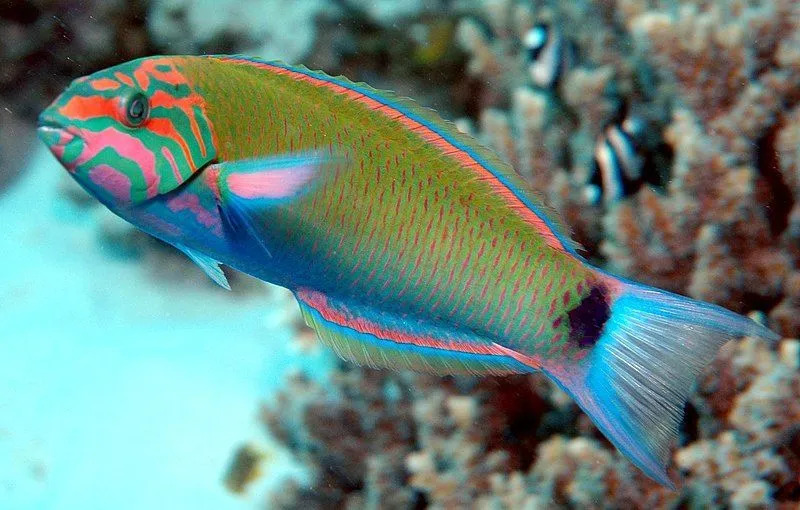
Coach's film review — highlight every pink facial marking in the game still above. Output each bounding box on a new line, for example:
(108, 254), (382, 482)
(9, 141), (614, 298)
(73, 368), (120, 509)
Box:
(161, 146), (183, 184)
(227, 166), (315, 199)
(76, 127), (159, 199)
(88, 164), (132, 202)
(49, 130), (74, 165)
(166, 193), (222, 234)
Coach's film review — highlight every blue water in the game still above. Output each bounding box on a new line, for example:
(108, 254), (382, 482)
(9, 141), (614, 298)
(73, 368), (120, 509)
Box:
(0, 146), (332, 509)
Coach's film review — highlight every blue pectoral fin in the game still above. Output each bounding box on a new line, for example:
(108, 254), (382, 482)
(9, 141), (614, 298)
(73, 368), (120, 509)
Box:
(293, 288), (534, 376)
(217, 195), (273, 259)
(210, 151), (340, 258)
(175, 244), (231, 290)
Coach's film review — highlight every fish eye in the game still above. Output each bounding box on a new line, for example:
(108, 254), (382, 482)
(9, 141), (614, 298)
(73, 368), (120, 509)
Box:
(124, 93), (149, 127)
(524, 25), (548, 53)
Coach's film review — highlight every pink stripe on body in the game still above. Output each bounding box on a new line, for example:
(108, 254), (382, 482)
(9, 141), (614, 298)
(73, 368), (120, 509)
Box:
(88, 164), (132, 202)
(75, 127), (159, 200)
(296, 289), (537, 363)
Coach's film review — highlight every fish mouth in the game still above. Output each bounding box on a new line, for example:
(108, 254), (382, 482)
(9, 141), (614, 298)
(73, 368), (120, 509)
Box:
(36, 113), (82, 170)
(36, 124), (72, 146)
(36, 113), (72, 143)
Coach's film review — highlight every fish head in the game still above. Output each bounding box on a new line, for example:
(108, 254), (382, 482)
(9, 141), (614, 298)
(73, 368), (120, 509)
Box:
(37, 56), (218, 209)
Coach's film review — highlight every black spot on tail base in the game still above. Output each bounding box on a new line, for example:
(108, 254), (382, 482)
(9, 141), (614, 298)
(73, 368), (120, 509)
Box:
(568, 285), (610, 348)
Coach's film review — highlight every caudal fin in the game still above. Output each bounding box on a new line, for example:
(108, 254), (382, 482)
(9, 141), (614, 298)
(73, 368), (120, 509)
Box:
(543, 278), (779, 488)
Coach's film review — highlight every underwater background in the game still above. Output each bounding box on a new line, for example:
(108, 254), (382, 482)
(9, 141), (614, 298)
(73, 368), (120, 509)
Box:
(0, 0), (799, 508)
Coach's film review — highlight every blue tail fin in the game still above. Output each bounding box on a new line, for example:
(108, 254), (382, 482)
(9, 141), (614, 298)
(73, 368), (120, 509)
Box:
(543, 279), (779, 488)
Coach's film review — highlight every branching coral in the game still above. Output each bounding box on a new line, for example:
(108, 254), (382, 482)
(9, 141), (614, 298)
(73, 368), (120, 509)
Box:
(263, 338), (800, 508)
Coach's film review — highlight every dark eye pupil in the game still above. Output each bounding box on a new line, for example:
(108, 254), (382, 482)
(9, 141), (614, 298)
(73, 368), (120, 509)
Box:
(126, 95), (148, 125)
(130, 100), (143, 118)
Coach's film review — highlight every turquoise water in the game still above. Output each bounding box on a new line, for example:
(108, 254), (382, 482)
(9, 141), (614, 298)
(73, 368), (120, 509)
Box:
(0, 146), (332, 509)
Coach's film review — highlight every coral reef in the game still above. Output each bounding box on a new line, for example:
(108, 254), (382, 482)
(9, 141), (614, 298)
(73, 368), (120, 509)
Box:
(147, 0), (327, 61)
(262, 339), (799, 508)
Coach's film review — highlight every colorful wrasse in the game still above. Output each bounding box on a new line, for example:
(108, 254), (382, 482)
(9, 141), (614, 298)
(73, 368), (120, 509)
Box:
(37, 55), (778, 488)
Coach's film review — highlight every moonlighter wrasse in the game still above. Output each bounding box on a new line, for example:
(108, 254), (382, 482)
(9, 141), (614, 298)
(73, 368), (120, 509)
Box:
(38, 55), (778, 488)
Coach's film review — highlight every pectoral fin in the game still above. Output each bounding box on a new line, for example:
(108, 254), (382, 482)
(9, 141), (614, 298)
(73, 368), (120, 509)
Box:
(214, 151), (331, 201)
(176, 243), (231, 290)
(209, 151), (338, 257)
(294, 288), (534, 376)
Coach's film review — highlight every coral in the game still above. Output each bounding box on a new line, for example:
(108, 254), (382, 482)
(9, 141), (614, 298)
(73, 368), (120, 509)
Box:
(608, 1), (799, 325)
(728, 340), (800, 444)
(262, 369), (418, 509)
(601, 187), (692, 292)
(262, 368), (573, 508)
(261, 335), (800, 508)
(688, 337), (800, 505)
(770, 272), (800, 336)
(147, 0), (328, 61)
(624, 0), (800, 126)
(675, 432), (791, 508)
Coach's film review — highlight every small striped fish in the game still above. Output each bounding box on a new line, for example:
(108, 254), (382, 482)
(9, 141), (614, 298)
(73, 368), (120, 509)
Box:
(524, 23), (573, 89)
(37, 56), (778, 487)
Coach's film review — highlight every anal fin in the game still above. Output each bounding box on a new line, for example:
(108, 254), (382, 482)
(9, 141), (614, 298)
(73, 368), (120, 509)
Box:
(294, 288), (533, 376)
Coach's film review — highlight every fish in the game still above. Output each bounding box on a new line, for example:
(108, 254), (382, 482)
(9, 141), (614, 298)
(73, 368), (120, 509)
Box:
(523, 23), (573, 89)
(589, 116), (646, 204)
(37, 55), (778, 488)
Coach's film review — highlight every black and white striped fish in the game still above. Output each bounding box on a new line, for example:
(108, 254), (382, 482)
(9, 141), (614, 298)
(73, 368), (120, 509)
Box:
(523, 24), (573, 89)
(587, 117), (646, 204)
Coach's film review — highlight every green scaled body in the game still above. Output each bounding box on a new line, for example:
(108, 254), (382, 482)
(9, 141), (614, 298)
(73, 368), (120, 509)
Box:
(38, 55), (779, 488)
(184, 56), (595, 364)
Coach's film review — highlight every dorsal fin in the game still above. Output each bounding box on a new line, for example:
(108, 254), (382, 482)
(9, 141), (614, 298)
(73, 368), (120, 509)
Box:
(208, 55), (580, 256)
